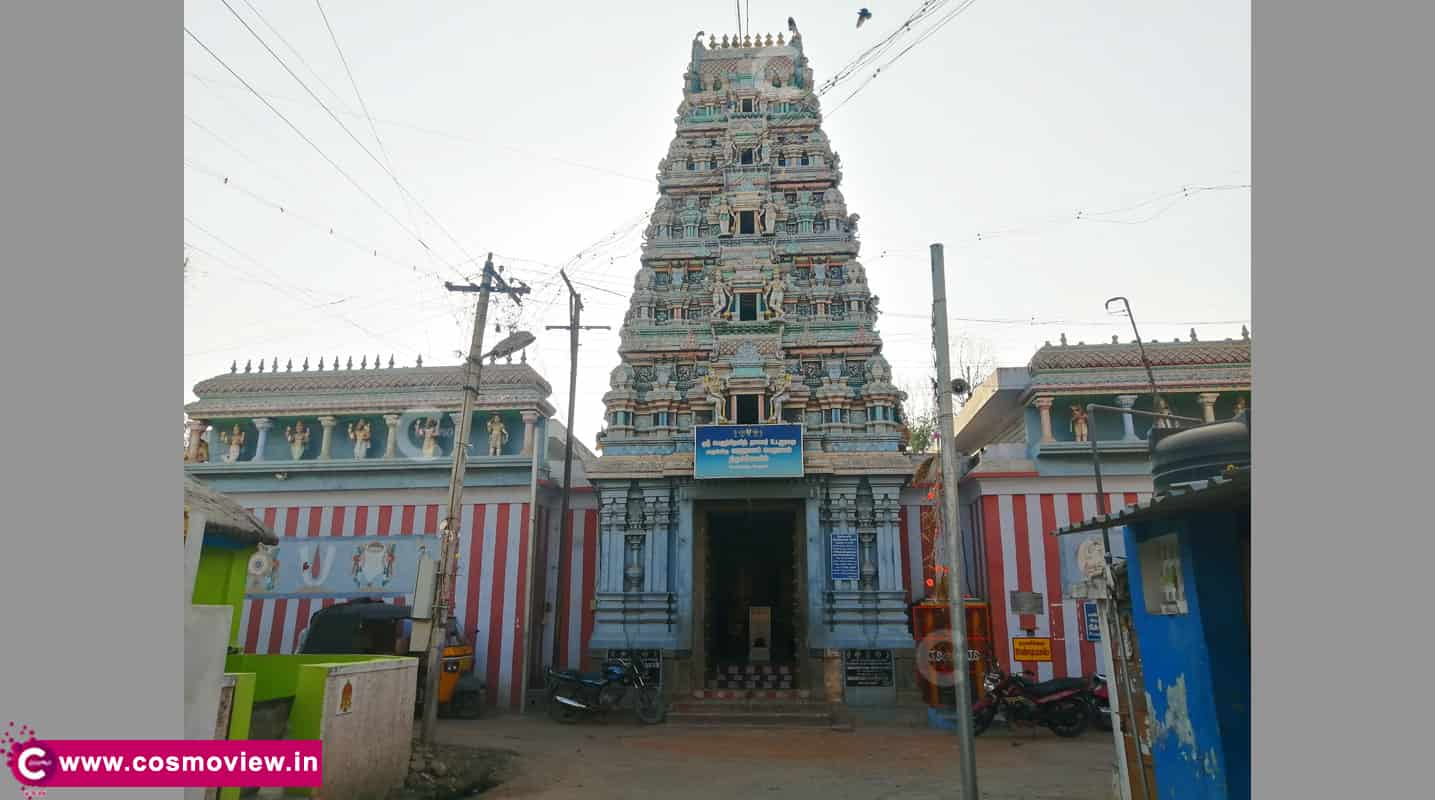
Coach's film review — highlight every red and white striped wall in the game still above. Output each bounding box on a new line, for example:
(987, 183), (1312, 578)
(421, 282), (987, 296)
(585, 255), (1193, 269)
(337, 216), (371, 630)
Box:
(233, 493), (540, 710)
(541, 499), (599, 673)
(904, 481), (1151, 682)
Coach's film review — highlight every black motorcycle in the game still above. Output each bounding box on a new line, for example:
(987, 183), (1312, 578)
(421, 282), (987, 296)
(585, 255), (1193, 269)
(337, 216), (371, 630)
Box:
(545, 657), (666, 725)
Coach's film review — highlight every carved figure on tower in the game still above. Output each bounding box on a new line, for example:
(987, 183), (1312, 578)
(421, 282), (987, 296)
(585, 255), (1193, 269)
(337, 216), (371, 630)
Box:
(1070, 405), (1090, 443)
(768, 373), (793, 422)
(710, 276), (733, 319)
(414, 417), (443, 458)
(713, 195), (735, 236)
(347, 419), (372, 460)
(486, 414), (509, 457)
(218, 424), (245, 463)
(761, 195), (782, 235)
(764, 273), (787, 319)
(702, 373), (729, 423)
(285, 420), (310, 460)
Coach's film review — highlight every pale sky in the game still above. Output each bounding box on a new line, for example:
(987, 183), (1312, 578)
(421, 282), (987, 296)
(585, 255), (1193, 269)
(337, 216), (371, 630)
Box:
(183, 0), (1250, 444)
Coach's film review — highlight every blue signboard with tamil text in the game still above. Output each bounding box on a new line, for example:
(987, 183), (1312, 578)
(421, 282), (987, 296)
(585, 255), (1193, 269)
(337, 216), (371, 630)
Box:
(831, 531), (860, 582)
(693, 424), (803, 480)
(1083, 602), (1102, 641)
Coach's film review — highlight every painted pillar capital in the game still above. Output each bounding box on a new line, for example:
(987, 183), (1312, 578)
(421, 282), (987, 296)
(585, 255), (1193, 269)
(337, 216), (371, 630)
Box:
(317, 416), (337, 460)
(383, 414), (401, 459)
(1114, 395), (1139, 440)
(1034, 396), (1056, 443)
(1198, 392), (1220, 423)
(251, 418), (273, 462)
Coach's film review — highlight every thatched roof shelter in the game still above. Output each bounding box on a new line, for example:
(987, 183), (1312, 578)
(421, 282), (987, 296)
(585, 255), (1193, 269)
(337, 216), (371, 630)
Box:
(184, 476), (276, 546)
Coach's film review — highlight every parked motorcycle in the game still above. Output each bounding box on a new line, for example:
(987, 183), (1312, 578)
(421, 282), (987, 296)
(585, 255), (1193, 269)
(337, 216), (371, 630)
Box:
(971, 664), (1091, 738)
(544, 657), (666, 725)
(1089, 673), (1112, 731)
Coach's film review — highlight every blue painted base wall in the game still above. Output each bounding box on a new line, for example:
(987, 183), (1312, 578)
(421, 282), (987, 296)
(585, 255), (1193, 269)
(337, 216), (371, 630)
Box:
(1125, 511), (1250, 800)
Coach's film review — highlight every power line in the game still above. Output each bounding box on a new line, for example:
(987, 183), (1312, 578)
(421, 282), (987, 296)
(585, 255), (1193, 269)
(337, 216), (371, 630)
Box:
(184, 26), (452, 273)
(186, 71), (652, 185)
(238, 0), (356, 115)
(826, 0), (982, 118)
(214, 0), (481, 278)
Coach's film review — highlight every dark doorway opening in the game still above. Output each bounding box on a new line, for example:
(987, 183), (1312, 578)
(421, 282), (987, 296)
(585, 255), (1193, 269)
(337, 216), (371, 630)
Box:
(704, 510), (799, 684)
(735, 394), (760, 423)
(739, 210), (756, 234)
(738, 292), (758, 321)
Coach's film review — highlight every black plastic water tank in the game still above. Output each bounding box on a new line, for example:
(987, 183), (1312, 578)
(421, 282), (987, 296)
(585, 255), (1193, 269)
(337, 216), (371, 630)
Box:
(1149, 410), (1250, 492)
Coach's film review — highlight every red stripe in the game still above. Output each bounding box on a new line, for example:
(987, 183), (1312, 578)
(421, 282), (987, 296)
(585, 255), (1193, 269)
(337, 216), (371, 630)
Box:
(898, 506), (912, 601)
(485, 504), (512, 706)
(400, 505), (416, 535)
(290, 506), (330, 652)
(1038, 495), (1068, 679)
(266, 508), (300, 656)
(529, 506), (548, 679)
(510, 503), (532, 708)
(1069, 495), (1097, 675)
(463, 505), (486, 646)
(579, 510), (598, 670)
(377, 506), (393, 537)
(352, 506), (369, 536)
(424, 504), (439, 535)
(981, 496), (1010, 672)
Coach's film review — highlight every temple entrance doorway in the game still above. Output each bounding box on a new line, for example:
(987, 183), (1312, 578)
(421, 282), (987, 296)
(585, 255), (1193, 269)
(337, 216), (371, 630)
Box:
(695, 502), (805, 691)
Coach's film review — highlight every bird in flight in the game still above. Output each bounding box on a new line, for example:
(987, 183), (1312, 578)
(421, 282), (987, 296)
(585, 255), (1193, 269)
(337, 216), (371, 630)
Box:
(857, 8), (873, 28)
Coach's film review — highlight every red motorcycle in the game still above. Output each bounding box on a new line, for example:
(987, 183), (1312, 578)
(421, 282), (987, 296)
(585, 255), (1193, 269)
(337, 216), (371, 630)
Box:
(971, 664), (1092, 737)
(1090, 673), (1112, 731)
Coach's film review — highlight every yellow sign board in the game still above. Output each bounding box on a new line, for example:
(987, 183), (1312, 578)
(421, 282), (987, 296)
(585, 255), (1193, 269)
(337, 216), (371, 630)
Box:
(1012, 637), (1054, 662)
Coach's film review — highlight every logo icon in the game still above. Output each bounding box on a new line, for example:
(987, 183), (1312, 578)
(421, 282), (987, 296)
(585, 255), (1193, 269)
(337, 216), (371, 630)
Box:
(4, 722), (51, 798)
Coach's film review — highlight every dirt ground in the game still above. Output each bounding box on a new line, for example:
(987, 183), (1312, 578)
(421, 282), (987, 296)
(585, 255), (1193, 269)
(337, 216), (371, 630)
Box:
(434, 712), (1116, 800)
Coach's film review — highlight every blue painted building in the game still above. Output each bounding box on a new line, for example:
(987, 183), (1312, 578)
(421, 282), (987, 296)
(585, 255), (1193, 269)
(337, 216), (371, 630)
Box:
(1057, 414), (1251, 800)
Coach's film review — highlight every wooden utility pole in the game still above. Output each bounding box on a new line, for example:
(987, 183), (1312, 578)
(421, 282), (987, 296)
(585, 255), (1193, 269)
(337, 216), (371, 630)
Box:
(545, 270), (609, 664)
(422, 254), (528, 744)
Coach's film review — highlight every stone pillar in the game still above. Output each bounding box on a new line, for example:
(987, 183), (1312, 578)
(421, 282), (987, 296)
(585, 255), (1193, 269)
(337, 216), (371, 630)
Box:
(317, 416), (337, 460)
(521, 410), (540, 456)
(383, 414), (400, 458)
(1035, 396), (1056, 443)
(450, 413), (468, 456)
(185, 420), (209, 462)
(1115, 395), (1139, 441)
(251, 418), (272, 462)
(1198, 393), (1220, 423)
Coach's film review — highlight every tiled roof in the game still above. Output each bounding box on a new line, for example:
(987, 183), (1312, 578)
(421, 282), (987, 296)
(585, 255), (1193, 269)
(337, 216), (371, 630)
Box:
(1053, 466), (1250, 536)
(1029, 340), (1250, 372)
(191, 364), (551, 397)
(184, 476), (276, 545)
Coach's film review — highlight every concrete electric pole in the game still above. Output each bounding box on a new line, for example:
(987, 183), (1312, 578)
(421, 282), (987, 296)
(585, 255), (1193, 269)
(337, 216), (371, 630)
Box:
(930, 243), (981, 798)
(545, 270), (609, 664)
(421, 254), (529, 744)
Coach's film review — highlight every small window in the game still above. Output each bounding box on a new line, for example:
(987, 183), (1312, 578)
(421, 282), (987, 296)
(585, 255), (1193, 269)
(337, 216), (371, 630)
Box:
(784, 193), (797, 204)
(686, 160), (695, 171)
(778, 156), (787, 167)
(741, 98), (754, 113)
(739, 210), (756, 235)
(800, 153), (810, 166)
(713, 78), (722, 90)
(738, 292), (758, 321)
(698, 195), (710, 208)
(813, 219), (827, 233)
(735, 394), (761, 424)
(786, 220), (798, 234)
(813, 193), (824, 204)
(709, 159), (717, 170)
(741, 148), (755, 165)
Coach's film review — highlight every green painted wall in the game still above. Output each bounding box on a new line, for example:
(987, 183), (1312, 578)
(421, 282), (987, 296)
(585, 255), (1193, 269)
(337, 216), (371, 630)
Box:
(193, 546), (251, 647)
(224, 654), (408, 703)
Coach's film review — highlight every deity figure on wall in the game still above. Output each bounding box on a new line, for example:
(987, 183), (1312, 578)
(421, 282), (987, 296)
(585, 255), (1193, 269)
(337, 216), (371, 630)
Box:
(1070, 405), (1089, 443)
(768, 373), (793, 422)
(414, 417), (443, 458)
(218, 424), (245, 463)
(1233, 396), (1247, 417)
(285, 420), (310, 460)
(1154, 397), (1178, 429)
(761, 194), (782, 235)
(713, 196), (735, 236)
(194, 437), (209, 463)
(486, 414), (509, 457)
(710, 276), (732, 319)
(764, 273), (787, 319)
(348, 419), (372, 460)
(702, 373), (729, 423)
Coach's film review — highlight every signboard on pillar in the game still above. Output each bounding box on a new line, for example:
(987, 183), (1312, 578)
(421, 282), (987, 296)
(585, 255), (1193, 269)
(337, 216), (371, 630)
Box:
(1083, 602), (1102, 641)
(693, 424), (803, 479)
(830, 531), (859, 582)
